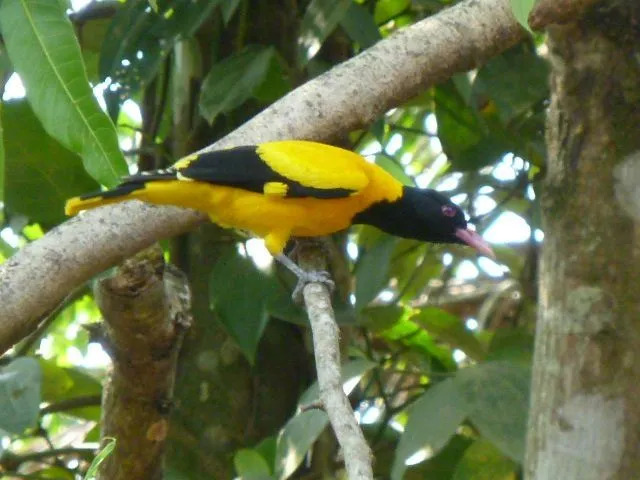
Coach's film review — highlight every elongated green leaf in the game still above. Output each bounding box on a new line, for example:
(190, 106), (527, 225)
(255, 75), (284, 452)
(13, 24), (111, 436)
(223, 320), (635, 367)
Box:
(355, 235), (396, 310)
(275, 410), (329, 479)
(0, 357), (41, 434)
(510, 0), (535, 33)
(3, 101), (99, 226)
(297, 0), (352, 66)
(199, 46), (276, 124)
(85, 438), (116, 480)
(0, 0), (127, 187)
(392, 377), (471, 480)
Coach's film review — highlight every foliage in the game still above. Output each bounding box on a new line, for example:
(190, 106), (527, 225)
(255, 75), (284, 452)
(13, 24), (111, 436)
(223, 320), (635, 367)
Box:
(0, 0), (545, 478)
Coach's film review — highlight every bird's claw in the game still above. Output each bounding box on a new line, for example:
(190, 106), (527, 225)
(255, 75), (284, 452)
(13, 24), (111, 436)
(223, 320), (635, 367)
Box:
(292, 269), (335, 304)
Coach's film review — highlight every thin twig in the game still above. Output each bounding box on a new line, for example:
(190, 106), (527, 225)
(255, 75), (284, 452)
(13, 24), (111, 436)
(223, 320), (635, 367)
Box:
(298, 242), (374, 480)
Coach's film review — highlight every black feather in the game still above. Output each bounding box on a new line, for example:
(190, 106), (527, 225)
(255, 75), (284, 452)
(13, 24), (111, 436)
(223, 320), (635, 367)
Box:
(177, 147), (355, 199)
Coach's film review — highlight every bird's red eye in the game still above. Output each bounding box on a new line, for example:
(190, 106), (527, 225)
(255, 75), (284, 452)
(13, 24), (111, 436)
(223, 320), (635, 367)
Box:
(441, 205), (457, 217)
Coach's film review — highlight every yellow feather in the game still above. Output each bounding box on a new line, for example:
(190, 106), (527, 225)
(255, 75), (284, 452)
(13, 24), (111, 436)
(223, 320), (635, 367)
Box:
(257, 141), (370, 192)
(263, 182), (289, 196)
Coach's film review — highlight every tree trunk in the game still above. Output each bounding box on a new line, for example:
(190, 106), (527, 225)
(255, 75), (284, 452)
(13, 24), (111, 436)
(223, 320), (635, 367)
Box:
(525, 2), (640, 479)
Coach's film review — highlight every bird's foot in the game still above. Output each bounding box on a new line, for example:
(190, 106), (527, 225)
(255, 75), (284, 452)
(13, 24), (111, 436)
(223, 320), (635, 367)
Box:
(291, 269), (335, 304)
(275, 254), (335, 304)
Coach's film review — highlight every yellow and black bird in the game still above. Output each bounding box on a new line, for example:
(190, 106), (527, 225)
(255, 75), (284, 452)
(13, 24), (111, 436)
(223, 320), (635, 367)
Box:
(66, 140), (493, 287)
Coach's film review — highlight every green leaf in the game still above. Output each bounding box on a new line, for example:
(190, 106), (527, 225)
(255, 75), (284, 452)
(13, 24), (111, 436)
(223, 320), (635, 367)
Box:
(234, 448), (271, 477)
(414, 307), (486, 361)
(374, 0), (410, 24)
(84, 438), (116, 480)
(297, 0), (352, 66)
(0, 357), (41, 434)
(486, 328), (534, 366)
(361, 305), (406, 332)
(435, 81), (511, 171)
(252, 51), (292, 104)
(355, 235), (396, 310)
(366, 307), (455, 369)
(509, 0), (535, 33)
(458, 362), (530, 462)
(392, 377), (471, 480)
(39, 359), (102, 420)
(254, 437), (278, 474)
(374, 154), (414, 186)
(472, 45), (549, 125)
(34, 466), (75, 479)
(275, 410), (329, 479)
(2, 100), (99, 226)
(100, 0), (220, 117)
(299, 358), (377, 405)
(210, 249), (280, 363)
(452, 438), (517, 480)
(0, 0), (127, 187)
(199, 46), (276, 124)
(435, 82), (484, 161)
(340, 2), (381, 49)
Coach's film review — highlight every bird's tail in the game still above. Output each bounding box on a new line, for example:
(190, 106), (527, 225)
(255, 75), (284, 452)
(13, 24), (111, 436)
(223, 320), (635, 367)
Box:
(65, 172), (176, 216)
(65, 184), (143, 216)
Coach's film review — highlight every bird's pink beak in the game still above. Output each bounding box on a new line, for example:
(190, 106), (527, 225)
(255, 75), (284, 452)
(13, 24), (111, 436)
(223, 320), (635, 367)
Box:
(455, 228), (495, 259)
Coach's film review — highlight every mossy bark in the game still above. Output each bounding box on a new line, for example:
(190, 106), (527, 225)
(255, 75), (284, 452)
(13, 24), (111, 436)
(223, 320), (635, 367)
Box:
(525, 2), (640, 479)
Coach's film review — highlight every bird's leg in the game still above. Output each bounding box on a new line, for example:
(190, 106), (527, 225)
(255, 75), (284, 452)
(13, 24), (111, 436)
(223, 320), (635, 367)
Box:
(275, 253), (335, 303)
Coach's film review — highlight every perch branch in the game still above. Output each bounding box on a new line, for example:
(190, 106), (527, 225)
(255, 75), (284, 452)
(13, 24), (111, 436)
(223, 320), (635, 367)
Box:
(297, 242), (374, 480)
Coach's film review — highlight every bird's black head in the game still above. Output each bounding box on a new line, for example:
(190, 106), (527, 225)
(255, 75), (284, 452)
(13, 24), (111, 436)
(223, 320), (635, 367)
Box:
(354, 186), (494, 257)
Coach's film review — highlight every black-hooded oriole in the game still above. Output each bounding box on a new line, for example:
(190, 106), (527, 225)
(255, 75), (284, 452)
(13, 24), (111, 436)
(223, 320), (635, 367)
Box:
(66, 140), (493, 259)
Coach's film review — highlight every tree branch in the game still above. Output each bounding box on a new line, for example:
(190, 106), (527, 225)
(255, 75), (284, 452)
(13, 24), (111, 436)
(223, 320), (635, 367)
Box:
(0, 0), (524, 354)
(94, 246), (192, 480)
(297, 242), (374, 480)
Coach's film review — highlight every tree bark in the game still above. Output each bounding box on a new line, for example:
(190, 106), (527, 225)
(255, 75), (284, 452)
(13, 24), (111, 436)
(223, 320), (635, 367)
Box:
(94, 246), (192, 480)
(525, 2), (640, 479)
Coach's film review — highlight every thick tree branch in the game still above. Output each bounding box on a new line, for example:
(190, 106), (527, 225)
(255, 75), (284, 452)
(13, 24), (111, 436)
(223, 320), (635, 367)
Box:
(95, 246), (191, 480)
(297, 243), (373, 480)
(0, 0), (525, 354)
